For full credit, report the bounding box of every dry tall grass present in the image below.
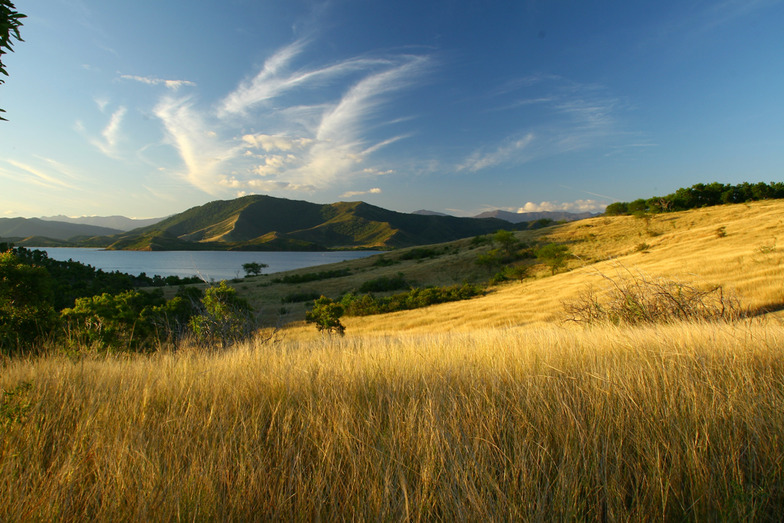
[316,200,784,336]
[3,320,783,520]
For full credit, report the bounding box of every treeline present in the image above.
[339,284,483,317]
[3,244,201,310]
[605,182,784,216]
[0,245,250,356]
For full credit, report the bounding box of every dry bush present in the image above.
[564,266,747,325]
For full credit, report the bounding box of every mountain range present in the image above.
[2,195,594,251]
[40,215,165,231]
[0,217,122,244]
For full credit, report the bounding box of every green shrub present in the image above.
[0,251,57,355]
[61,289,167,352]
[282,291,321,303]
[358,273,409,293]
[272,268,351,284]
[305,296,345,336]
[341,283,483,317]
[534,243,570,274]
[399,247,440,261]
[188,281,255,348]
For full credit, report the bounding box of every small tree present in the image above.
[306,296,345,336]
[188,281,255,348]
[493,229,521,257]
[242,262,268,277]
[535,243,570,275]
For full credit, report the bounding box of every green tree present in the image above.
[1,0,25,120]
[535,243,570,275]
[306,296,345,336]
[493,229,521,257]
[242,262,268,277]
[188,281,255,348]
[0,250,57,354]
[61,289,166,351]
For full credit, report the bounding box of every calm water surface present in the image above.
[41,248,382,281]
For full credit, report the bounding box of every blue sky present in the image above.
[1,0,783,219]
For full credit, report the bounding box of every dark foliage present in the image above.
[272,268,351,284]
[398,247,441,260]
[305,296,345,335]
[339,283,483,317]
[282,291,322,303]
[605,182,784,216]
[358,273,409,293]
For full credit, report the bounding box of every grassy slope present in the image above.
[323,200,784,336]
[4,200,784,519]
[215,199,784,335]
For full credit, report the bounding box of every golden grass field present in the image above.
[3,200,784,520]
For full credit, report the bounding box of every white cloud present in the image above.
[154,96,243,194]
[340,187,381,198]
[363,168,395,176]
[86,106,127,158]
[3,159,77,190]
[121,74,196,90]
[517,199,607,213]
[242,133,312,152]
[144,38,429,197]
[458,133,535,172]
[217,39,389,117]
[246,179,316,192]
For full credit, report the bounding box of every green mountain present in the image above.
[102,195,518,251]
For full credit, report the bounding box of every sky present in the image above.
[1,0,783,219]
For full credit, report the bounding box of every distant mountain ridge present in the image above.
[473,209,596,223]
[101,195,520,251]
[40,215,165,231]
[0,217,122,243]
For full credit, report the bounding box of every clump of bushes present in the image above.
[398,247,441,261]
[62,281,257,352]
[371,256,399,267]
[282,291,322,303]
[564,268,746,325]
[340,283,483,317]
[358,273,409,293]
[272,268,351,284]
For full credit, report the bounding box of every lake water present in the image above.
[40,248,382,281]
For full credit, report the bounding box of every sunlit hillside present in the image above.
[277,200,784,337]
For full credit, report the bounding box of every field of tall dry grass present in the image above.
[3,200,784,519]
[2,321,784,520]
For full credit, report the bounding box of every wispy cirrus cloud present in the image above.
[458,133,535,172]
[459,76,623,172]
[154,96,243,194]
[146,37,430,198]
[75,105,127,159]
[218,39,390,118]
[1,159,78,190]
[121,74,196,90]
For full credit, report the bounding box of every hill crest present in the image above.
[103,194,519,251]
